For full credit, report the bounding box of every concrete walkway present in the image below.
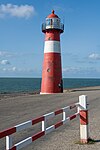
[0,86,100,149]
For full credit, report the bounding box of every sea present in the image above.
[0,78,100,94]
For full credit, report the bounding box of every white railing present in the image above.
[0,95,89,150]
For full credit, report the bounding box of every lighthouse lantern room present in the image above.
[41,10,64,94]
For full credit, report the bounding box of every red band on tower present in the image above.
[45,30,60,41]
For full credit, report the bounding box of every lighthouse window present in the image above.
[46,19,50,25]
[57,19,60,25]
[46,19,54,26]
[46,19,52,26]
[50,19,53,25]
[56,19,60,26]
[47,68,50,72]
[52,18,60,27]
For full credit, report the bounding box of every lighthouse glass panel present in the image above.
[46,19,51,26]
[46,18,61,29]
[52,18,60,27]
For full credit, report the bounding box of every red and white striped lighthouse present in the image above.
[41,10,64,94]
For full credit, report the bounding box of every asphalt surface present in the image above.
[0,87,100,150]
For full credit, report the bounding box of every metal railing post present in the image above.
[42,118,46,132]
[79,95,89,143]
[6,135,12,150]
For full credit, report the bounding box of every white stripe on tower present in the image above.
[44,41,61,53]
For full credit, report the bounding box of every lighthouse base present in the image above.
[40,92,52,95]
[40,91,63,95]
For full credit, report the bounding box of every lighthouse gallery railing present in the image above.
[42,23,64,32]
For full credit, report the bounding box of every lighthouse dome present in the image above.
[47,10,59,18]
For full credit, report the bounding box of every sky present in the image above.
[0,0,100,78]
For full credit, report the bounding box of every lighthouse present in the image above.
[41,10,64,94]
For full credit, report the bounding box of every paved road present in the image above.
[0,87,100,149]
